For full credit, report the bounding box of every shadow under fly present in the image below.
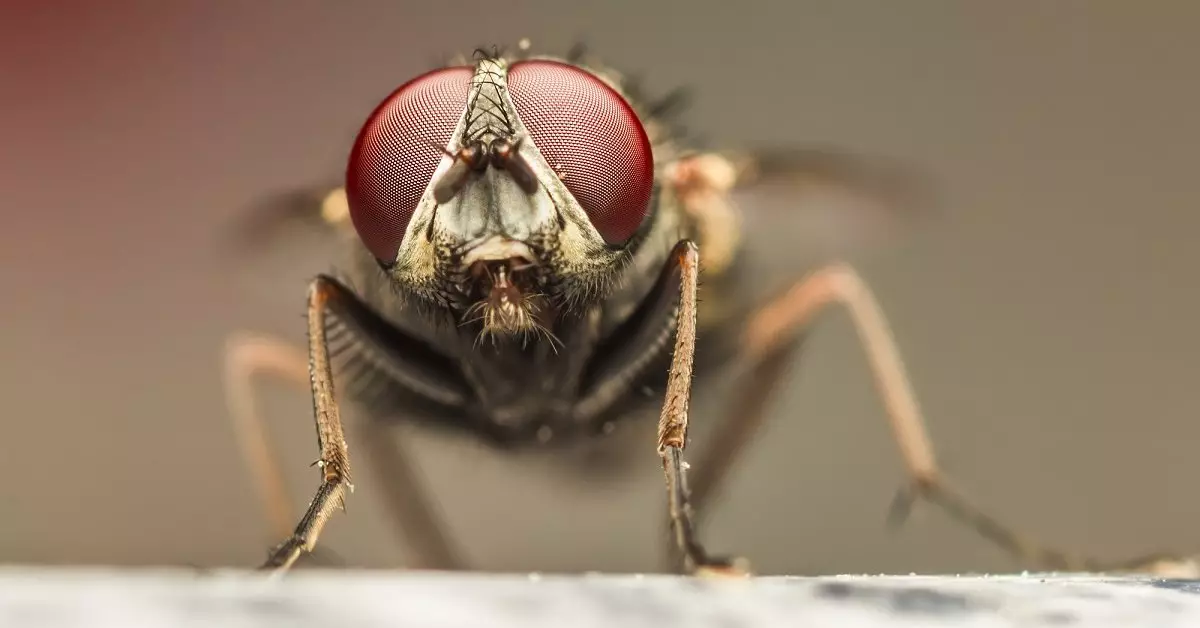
[220,41,1198,577]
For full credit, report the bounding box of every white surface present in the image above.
[2,568,1200,627]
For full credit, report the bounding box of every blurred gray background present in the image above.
[2,1,1198,576]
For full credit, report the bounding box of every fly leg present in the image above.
[681,262,1198,576]
[223,331,311,549]
[224,276,427,573]
[222,277,354,573]
[225,277,350,571]
[224,313,465,571]
[655,240,747,576]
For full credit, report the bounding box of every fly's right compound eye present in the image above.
[346,67,472,264]
[507,60,654,246]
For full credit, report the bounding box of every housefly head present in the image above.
[343,54,656,338]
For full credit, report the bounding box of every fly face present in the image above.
[344,54,656,341]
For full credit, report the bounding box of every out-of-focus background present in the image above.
[2,1,1198,576]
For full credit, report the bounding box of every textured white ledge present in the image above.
[2,567,1200,627]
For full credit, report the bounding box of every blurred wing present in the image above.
[725,146,937,268]
[220,181,350,259]
[691,146,938,346]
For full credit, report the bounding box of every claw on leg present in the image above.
[225,273,474,572]
[249,276,353,574]
[891,472,1200,577]
[651,239,752,576]
[666,256,1196,577]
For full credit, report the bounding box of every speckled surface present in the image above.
[3,568,1200,627]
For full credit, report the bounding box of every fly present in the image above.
[222,41,1197,577]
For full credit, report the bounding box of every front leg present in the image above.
[260,276,355,572]
[654,240,747,576]
[253,272,476,573]
[224,329,467,571]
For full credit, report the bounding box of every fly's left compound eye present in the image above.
[507,60,654,245]
[346,66,473,264]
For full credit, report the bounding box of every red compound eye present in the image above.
[507,60,654,245]
[346,67,473,263]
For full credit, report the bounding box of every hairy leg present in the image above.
[653,240,747,576]
[682,262,1198,576]
[224,328,466,570]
